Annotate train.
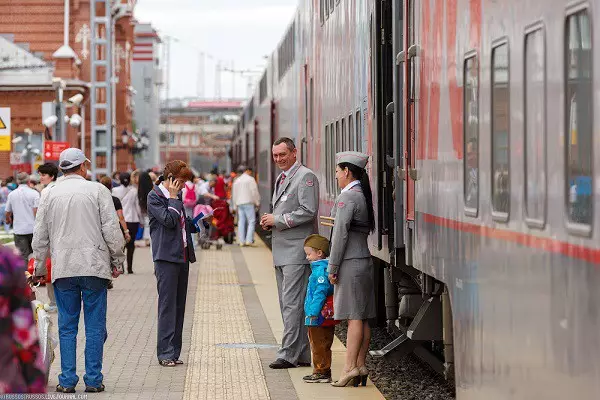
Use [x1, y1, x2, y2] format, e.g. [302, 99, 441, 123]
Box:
[231, 0, 600, 398]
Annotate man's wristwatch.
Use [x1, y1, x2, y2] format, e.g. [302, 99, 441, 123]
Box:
[124, 229, 130, 233]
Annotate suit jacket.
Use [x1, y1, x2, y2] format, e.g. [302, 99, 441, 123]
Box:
[147, 186, 197, 264]
[271, 162, 319, 266]
[328, 184, 372, 275]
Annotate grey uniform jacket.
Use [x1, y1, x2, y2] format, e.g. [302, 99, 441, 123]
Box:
[328, 185, 372, 275]
[271, 163, 319, 266]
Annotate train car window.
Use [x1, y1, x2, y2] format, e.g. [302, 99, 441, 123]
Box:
[491, 42, 510, 218]
[356, 110, 361, 150]
[565, 10, 593, 228]
[341, 118, 346, 150]
[348, 113, 354, 151]
[463, 54, 479, 215]
[335, 120, 341, 154]
[325, 124, 330, 196]
[524, 27, 546, 227]
[331, 123, 337, 195]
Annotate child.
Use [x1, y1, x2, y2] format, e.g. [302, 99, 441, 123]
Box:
[303, 234, 336, 383]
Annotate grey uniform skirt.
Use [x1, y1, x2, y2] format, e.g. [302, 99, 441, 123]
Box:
[334, 257, 377, 320]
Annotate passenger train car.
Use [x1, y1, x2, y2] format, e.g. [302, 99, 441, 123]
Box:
[231, 0, 600, 398]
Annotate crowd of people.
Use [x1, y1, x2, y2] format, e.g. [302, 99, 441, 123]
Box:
[0, 136, 377, 393]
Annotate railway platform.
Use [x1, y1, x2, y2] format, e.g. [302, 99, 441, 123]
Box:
[35, 238, 385, 399]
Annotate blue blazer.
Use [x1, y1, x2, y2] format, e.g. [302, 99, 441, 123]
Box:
[147, 185, 197, 264]
[304, 259, 334, 326]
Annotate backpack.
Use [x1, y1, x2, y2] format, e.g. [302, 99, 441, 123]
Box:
[183, 182, 197, 208]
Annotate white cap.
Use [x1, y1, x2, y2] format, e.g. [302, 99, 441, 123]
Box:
[335, 151, 369, 169]
[59, 148, 90, 170]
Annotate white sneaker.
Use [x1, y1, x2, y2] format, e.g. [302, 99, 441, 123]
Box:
[44, 304, 57, 313]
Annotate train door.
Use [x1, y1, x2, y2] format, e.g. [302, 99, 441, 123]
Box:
[404, 0, 416, 224]
[270, 100, 277, 194]
[391, 0, 404, 254]
[373, 0, 395, 252]
[253, 120, 259, 174]
[301, 64, 310, 165]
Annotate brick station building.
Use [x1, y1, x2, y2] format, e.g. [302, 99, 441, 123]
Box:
[0, 0, 139, 177]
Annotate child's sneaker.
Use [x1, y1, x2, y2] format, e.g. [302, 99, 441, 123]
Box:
[302, 373, 332, 383]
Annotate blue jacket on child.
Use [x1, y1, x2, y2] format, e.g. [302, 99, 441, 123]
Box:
[304, 259, 334, 326]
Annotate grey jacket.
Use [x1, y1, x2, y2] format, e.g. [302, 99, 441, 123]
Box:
[328, 185, 372, 275]
[271, 162, 319, 266]
[32, 175, 126, 282]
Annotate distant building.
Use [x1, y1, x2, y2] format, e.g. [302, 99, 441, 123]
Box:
[131, 23, 162, 170]
[0, 35, 85, 175]
[0, 0, 138, 176]
[160, 100, 242, 174]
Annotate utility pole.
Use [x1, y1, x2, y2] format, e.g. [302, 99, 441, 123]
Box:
[197, 52, 205, 99]
[231, 60, 235, 99]
[164, 35, 171, 163]
[221, 67, 262, 99]
[215, 61, 222, 100]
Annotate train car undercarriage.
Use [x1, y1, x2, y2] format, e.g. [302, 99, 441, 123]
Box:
[371, 253, 455, 382]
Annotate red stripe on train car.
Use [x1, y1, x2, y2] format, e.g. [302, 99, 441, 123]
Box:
[422, 213, 600, 264]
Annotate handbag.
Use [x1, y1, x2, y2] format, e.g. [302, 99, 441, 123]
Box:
[320, 295, 339, 327]
[135, 226, 144, 241]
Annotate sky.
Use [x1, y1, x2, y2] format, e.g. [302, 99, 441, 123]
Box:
[134, 0, 298, 100]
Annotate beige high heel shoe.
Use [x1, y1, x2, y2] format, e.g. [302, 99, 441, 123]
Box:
[357, 365, 368, 386]
[331, 367, 360, 387]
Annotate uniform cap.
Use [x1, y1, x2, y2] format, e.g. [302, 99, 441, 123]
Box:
[59, 148, 90, 170]
[336, 151, 369, 169]
[304, 234, 330, 256]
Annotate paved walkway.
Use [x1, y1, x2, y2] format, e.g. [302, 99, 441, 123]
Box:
[34, 239, 385, 400]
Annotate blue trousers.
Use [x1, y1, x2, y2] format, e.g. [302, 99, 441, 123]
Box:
[53, 276, 109, 388]
[237, 203, 256, 244]
[154, 260, 189, 361]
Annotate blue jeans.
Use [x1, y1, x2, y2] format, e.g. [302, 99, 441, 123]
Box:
[54, 276, 109, 388]
[237, 204, 256, 244]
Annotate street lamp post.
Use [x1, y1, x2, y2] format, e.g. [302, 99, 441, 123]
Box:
[52, 78, 66, 142]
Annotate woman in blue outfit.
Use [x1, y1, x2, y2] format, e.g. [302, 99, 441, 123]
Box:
[147, 160, 199, 367]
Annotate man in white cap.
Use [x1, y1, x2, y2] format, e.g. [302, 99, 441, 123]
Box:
[32, 148, 125, 394]
[5, 171, 40, 265]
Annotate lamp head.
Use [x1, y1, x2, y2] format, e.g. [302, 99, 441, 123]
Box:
[69, 114, 82, 128]
[67, 94, 84, 107]
[43, 115, 58, 128]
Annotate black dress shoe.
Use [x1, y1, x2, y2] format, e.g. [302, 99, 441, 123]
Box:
[298, 362, 311, 367]
[269, 358, 296, 369]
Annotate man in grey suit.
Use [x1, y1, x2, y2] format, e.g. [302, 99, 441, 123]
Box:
[260, 137, 319, 369]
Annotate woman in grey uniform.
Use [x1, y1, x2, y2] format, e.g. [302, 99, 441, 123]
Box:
[328, 151, 376, 387]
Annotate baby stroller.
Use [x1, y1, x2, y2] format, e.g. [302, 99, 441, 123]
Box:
[194, 199, 234, 250]
[211, 199, 235, 245]
[194, 204, 216, 250]
[25, 263, 57, 385]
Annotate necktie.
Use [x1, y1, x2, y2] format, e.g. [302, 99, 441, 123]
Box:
[277, 173, 286, 195]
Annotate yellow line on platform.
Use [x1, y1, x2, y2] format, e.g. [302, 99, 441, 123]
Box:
[184, 247, 270, 400]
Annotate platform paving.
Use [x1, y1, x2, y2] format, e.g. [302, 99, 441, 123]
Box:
[33, 238, 385, 399]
